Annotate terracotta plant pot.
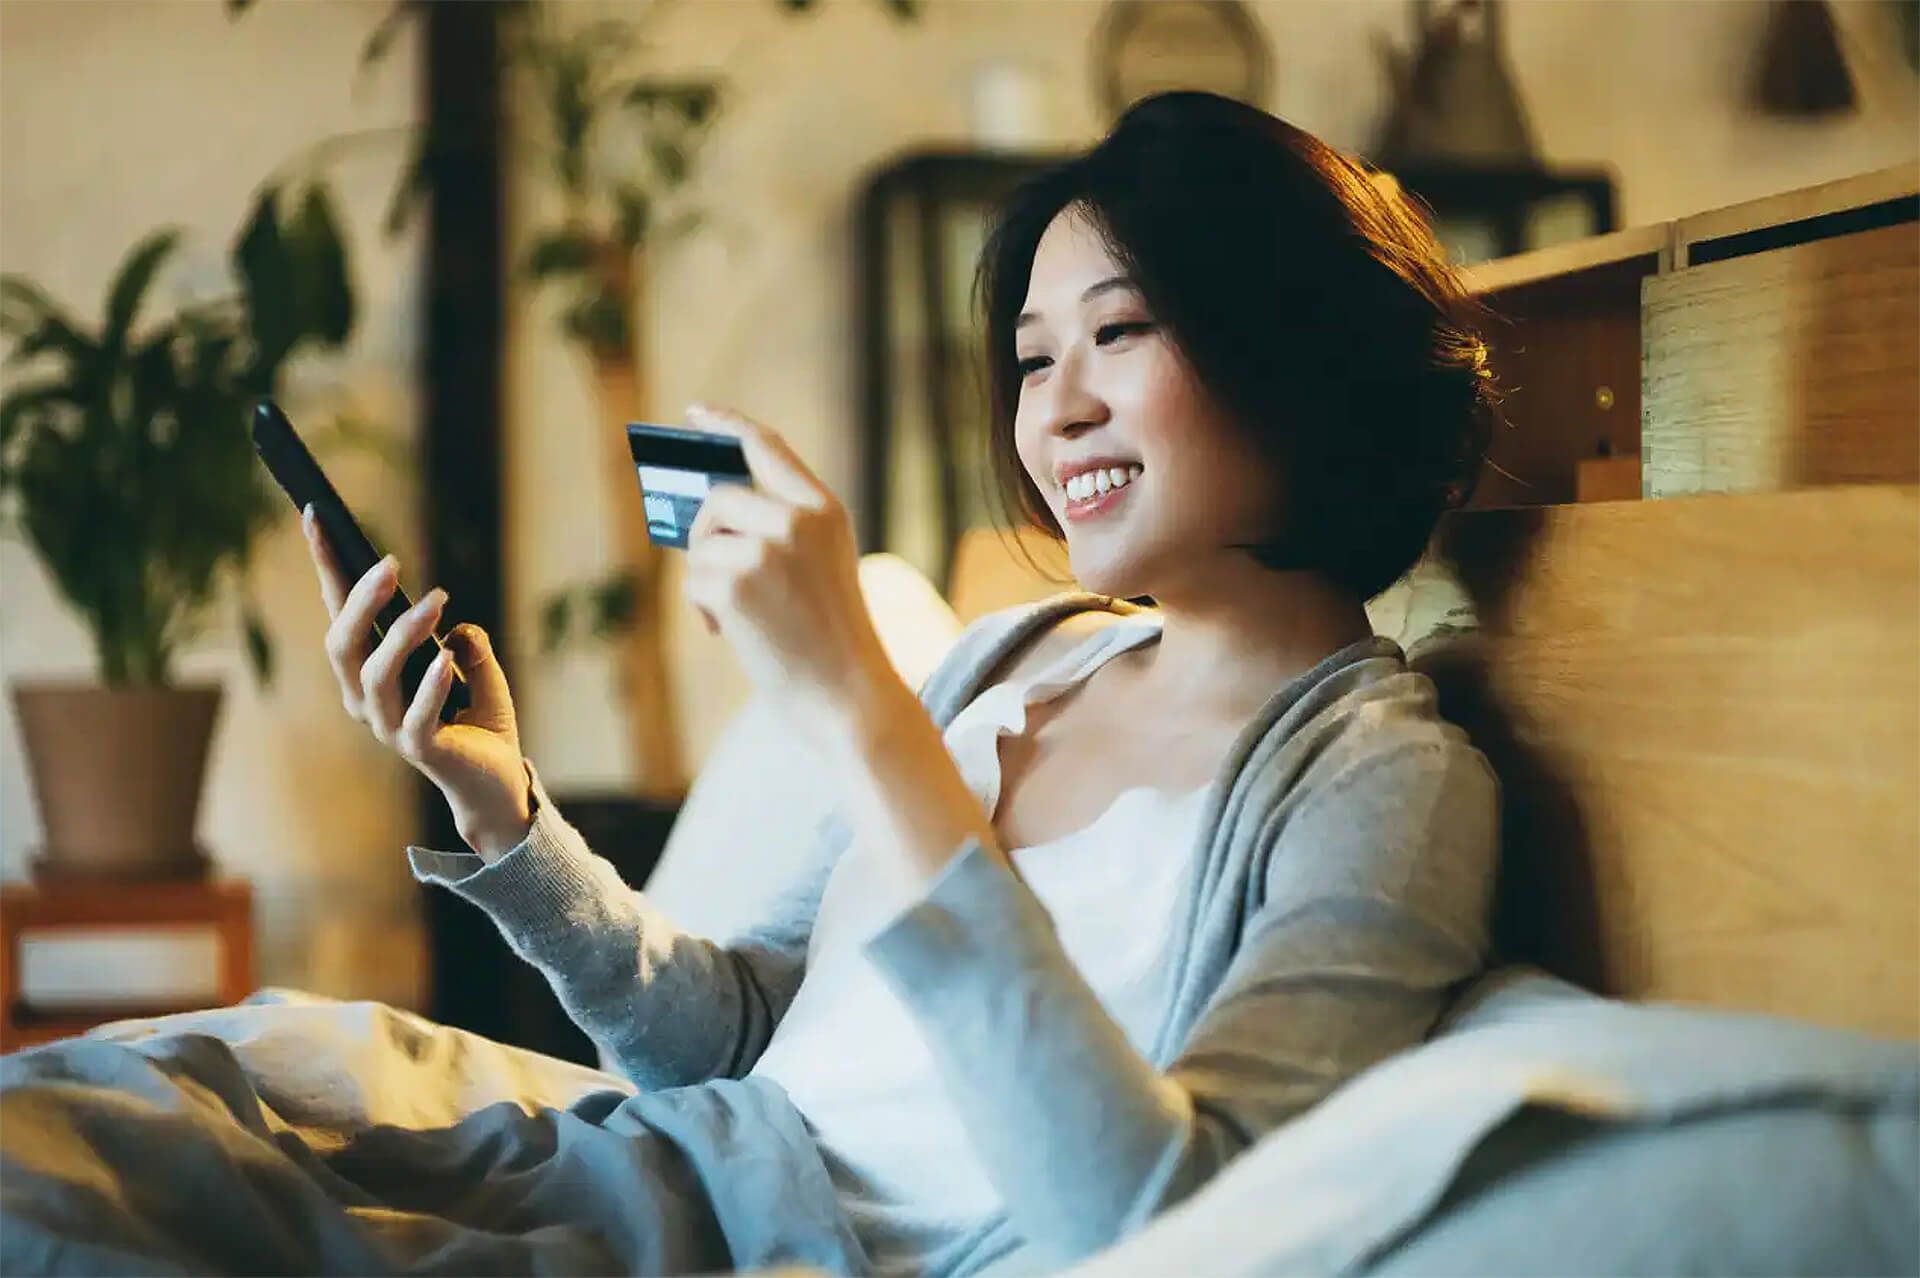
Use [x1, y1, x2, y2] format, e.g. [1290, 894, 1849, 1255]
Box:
[11, 682, 222, 879]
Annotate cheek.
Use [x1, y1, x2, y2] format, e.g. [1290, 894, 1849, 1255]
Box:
[1012, 411, 1058, 517]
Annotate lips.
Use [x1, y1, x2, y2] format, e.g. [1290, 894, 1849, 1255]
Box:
[1060, 467, 1140, 524]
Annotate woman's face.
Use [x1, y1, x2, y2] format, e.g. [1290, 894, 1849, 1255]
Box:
[1012, 205, 1282, 600]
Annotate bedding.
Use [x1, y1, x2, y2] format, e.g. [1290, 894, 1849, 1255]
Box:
[3, 970, 1913, 1276]
[1058, 966, 1920, 1278]
[0, 990, 862, 1276]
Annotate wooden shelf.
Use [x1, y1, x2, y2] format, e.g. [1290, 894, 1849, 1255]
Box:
[1460, 161, 1919, 507]
[1465, 222, 1670, 295]
[5, 1001, 208, 1049]
[1, 878, 255, 1053]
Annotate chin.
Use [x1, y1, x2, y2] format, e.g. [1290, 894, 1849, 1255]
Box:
[1066, 542, 1154, 601]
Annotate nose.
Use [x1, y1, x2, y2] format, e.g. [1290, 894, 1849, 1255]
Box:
[1037, 345, 1109, 441]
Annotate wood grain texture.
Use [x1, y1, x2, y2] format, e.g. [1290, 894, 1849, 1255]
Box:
[1642, 221, 1920, 498]
[1420, 486, 1919, 1039]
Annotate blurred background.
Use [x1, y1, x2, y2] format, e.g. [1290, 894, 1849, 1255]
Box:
[2, 0, 1915, 1060]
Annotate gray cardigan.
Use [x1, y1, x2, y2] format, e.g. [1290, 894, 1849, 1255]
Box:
[409, 592, 1500, 1274]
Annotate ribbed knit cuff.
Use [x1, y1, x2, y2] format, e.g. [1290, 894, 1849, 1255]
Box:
[405, 759, 606, 950]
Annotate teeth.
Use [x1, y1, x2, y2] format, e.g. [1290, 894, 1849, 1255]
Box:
[1063, 464, 1142, 503]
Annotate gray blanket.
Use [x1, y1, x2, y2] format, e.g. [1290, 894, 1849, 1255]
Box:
[0, 992, 863, 1276]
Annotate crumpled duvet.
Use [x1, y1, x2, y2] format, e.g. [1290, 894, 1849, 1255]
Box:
[0, 991, 865, 1276]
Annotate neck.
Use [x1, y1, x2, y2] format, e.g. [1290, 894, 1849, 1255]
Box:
[1121, 557, 1375, 719]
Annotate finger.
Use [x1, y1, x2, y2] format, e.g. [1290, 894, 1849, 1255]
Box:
[691, 483, 790, 544]
[445, 623, 514, 730]
[395, 647, 456, 764]
[686, 403, 823, 506]
[302, 504, 348, 617]
[686, 530, 763, 575]
[361, 587, 447, 738]
[324, 554, 399, 713]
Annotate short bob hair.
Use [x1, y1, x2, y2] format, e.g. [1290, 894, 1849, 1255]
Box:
[974, 91, 1496, 603]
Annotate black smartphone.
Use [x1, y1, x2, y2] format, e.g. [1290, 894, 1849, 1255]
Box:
[250, 398, 471, 722]
[628, 422, 752, 549]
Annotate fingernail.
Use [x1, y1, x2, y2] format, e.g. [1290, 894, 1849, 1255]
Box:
[381, 554, 397, 577]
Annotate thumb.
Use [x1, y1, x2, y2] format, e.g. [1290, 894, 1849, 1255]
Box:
[447, 623, 514, 726]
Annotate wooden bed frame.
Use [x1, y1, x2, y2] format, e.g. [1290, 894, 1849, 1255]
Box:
[1420, 485, 1918, 1041]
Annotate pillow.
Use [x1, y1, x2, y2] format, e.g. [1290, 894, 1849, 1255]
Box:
[1059, 967, 1918, 1278]
[641, 552, 961, 943]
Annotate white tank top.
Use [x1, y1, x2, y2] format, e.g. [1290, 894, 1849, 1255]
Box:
[751, 612, 1213, 1276]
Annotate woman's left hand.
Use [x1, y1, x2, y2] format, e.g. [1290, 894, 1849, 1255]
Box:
[682, 403, 899, 732]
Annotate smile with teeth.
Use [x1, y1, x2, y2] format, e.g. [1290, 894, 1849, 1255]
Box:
[1062, 464, 1142, 502]
[1059, 464, 1143, 519]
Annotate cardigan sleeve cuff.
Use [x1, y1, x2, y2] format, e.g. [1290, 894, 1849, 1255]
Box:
[406, 759, 611, 946]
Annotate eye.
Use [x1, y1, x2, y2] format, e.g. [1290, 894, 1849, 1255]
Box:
[1016, 354, 1051, 377]
[1096, 320, 1154, 344]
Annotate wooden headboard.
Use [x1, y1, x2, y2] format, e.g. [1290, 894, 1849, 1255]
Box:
[1419, 485, 1919, 1040]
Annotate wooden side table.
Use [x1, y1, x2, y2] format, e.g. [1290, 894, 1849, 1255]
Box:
[0, 878, 255, 1052]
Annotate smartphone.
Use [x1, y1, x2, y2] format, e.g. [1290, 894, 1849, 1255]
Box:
[250, 398, 471, 722]
[628, 422, 752, 549]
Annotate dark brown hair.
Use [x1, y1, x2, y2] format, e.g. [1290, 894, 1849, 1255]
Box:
[974, 91, 1496, 602]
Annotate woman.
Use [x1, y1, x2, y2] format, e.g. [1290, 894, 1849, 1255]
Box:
[2, 92, 1497, 1277]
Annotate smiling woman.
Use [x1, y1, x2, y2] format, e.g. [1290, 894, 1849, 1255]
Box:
[0, 90, 1502, 1278]
[977, 90, 1496, 608]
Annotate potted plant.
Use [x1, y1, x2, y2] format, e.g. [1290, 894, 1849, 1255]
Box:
[0, 184, 371, 878]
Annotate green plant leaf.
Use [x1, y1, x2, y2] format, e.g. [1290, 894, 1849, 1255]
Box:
[383, 132, 433, 239]
[101, 228, 182, 361]
[646, 137, 688, 186]
[524, 229, 599, 279]
[235, 185, 298, 375]
[2, 312, 96, 371]
[612, 188, 651, 249]
[286, 183, 355, 348]
[561, 289, 630, 356]
[241, 602, 274, 686]
[1, 277, 61, 335]
[0, 380, 73, 487]
[359, 0, 416, 70]
[2, 277, 96, 372]
[588, 570, 638, 638]
[539, 590, 573, 654]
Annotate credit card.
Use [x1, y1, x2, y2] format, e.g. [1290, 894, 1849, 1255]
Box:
[627, 422, 753, 549]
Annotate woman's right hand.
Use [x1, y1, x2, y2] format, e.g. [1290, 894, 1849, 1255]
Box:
[301, 504, 534, 863]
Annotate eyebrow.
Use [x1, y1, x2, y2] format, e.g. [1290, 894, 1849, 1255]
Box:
[1015, 275, 1138, 330]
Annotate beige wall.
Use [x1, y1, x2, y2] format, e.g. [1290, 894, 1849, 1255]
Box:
[0, 0, 427, 1008]
[1, 0, 1914, 1006]
[507, 0, 1920, 795]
